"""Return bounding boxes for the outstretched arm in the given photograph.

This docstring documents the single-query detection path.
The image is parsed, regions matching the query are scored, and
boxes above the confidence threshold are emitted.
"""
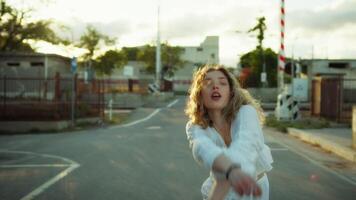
[186,122,261,198]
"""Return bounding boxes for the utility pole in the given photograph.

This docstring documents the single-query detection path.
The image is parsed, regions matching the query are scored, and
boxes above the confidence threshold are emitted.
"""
[278,0,286,93]
[155,5,161,91]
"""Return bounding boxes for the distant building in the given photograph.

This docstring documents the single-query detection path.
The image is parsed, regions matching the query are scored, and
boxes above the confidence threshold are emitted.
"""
[0,52,71,78]
[107,36,219,93]
[301,59,356,80]
[109,61,150,80]
[174,36,219,92]
[298,59,356,103]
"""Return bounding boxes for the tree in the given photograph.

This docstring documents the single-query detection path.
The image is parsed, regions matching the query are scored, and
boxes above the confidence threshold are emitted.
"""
[121,47,139,61]
[78,25,116,61]
[240,48,277,87]
[239,16,273,87]
[248,17,266,51]
[161,43,185,77]
[137,43,185,77]
[0,0,67,52]
[93,50,127,76]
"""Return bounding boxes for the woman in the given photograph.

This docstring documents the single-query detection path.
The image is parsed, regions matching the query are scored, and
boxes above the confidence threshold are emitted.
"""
[185,65,273,200]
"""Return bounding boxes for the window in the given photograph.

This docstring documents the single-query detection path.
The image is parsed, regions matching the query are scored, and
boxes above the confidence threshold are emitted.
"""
[197,47,203,52]
[211,53,215,58]
[7,62,20,67]
[328,62,349,69]
[31,62,44,67]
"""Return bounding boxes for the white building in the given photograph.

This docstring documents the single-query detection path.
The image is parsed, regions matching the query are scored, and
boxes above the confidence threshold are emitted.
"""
[173,36,219,92]
[297,59,356,104]
[301,59,356,88]
[0,52,71,78]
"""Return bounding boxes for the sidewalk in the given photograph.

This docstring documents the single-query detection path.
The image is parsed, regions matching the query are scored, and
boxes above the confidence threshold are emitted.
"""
[287,127,356,162]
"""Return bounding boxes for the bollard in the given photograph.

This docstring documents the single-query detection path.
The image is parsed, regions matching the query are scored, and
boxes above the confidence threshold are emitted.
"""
[352,106,356,149]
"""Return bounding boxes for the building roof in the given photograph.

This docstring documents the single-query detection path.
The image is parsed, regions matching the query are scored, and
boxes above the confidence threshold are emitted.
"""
[0,52,71,61]
[301,58,356,62]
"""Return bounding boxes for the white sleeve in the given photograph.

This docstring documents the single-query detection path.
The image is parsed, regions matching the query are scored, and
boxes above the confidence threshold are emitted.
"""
[225,105,273,177]
[186,121,224,170]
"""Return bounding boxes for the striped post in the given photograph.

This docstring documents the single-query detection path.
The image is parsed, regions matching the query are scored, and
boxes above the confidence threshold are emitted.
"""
[278,0,285,93]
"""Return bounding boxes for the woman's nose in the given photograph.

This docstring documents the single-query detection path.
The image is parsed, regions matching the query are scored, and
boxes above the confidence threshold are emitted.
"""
[212,84,219,90]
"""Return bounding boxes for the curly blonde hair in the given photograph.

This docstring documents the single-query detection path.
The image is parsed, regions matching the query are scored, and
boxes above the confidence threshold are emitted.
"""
[185,65,265,128]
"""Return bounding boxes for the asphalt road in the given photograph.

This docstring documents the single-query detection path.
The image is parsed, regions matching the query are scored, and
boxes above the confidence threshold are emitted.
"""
[0,96,355,200]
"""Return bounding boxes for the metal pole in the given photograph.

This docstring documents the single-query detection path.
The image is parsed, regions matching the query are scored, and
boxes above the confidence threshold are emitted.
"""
[155,5,161,91]
[3,75,6,118]
[278,0,286,93]
[262,49,267,87]
[71,73,76,126]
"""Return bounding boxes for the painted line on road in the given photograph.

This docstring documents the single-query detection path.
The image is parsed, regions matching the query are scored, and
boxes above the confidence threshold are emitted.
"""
[21,163,79,200]
[0,164,71,168]
[146,126,162,130]
[110,108,161,129]
[110,98,179,129]
[269,140,356,186]
[0,149,80,200]
[167,99,179,108]
[270,148,289,151]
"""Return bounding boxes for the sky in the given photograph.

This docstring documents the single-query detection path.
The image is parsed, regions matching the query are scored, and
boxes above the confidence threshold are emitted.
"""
[8,0,356,67]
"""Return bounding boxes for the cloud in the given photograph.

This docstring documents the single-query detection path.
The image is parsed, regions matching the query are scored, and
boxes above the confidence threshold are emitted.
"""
[161,13,224,39]
[54,18,132,43]
[288,0,356,31]
[161,4,263,42]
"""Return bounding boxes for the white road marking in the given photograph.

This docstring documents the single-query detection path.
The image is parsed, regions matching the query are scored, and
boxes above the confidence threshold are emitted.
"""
[146,126,161,130]
[21,164,79,200]
[270,139,356,186]
[270,148,289,151]
[0,164,71,168]
[110,108,161,129]
[0,149,80,200]
[167,99,179,108]
[110,98,179,129]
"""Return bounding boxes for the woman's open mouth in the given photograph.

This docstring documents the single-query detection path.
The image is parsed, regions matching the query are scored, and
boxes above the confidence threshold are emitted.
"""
[211,92,221,101]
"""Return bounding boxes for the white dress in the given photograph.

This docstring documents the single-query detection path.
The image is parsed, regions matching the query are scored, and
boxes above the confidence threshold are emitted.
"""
[186,105,273,200]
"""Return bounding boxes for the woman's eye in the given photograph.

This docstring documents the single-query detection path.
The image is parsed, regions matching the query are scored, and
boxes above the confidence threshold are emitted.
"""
[203,80,212,86]
[220,82,228,85]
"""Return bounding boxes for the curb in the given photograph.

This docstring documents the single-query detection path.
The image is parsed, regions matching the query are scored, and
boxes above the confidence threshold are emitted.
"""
[287,128,356,163]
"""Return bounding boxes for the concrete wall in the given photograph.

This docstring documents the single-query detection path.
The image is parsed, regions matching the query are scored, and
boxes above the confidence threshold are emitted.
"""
[246,88,278,103]
[105,93,144,108]
[104,92,175,109]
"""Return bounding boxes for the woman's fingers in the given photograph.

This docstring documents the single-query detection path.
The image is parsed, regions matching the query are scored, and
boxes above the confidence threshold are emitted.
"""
[229,169,262,196]
[234,178,262,196]
[236,186,244,196]
[253,184,262,196]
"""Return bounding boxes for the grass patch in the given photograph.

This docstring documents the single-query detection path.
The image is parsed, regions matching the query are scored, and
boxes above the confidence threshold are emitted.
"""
[174,91,188,96]
[103,112,130,125]
[265,115,330,133]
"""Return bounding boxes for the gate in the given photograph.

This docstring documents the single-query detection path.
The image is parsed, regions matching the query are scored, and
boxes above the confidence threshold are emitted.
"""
[320,78,342,120]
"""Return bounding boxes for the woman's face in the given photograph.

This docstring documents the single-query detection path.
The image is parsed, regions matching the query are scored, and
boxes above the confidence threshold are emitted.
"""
[201,70,231,111]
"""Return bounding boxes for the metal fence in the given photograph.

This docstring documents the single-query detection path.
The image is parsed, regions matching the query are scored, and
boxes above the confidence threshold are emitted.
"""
[0,74,169,121]
[0,73,104,121]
